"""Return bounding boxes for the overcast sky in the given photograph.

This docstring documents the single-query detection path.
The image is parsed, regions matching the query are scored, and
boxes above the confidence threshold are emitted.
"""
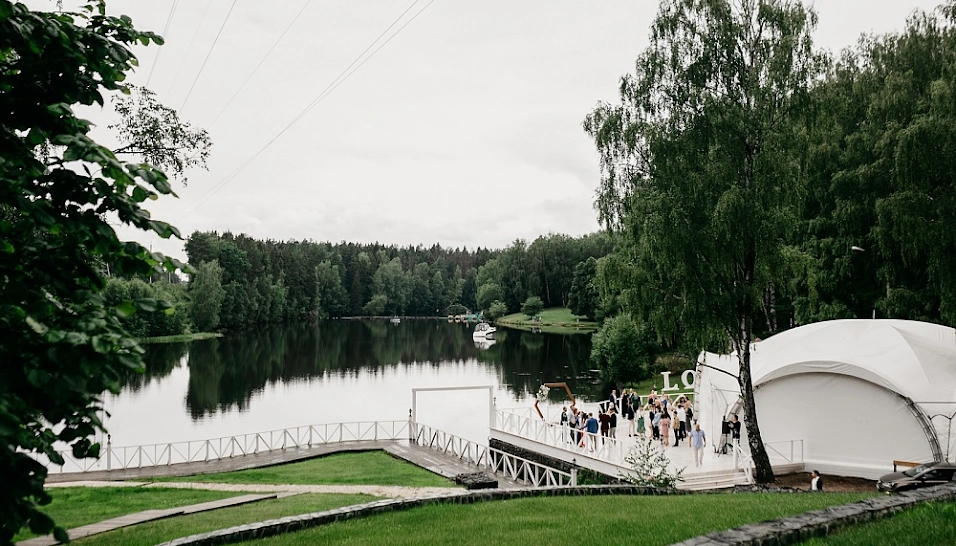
[78,0,942,262]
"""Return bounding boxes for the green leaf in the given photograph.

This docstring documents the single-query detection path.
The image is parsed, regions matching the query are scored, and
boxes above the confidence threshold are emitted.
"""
[53,526,70,543]
[25,316,48,335]
[115,301,136,318]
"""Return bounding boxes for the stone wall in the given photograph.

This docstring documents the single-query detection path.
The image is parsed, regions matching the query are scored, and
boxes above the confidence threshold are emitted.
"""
[159,485,685,546]
[670,482,956,546]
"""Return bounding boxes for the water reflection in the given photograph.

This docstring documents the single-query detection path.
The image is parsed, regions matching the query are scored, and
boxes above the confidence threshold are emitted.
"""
[130,321,598,420]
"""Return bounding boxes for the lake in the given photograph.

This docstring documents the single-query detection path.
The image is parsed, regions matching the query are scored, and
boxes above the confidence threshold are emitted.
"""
[102,320,600,448]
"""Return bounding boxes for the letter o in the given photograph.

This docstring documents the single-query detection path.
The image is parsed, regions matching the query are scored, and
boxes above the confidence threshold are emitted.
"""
[681,369,696,389]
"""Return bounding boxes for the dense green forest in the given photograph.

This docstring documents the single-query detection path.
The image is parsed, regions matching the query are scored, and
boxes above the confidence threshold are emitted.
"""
[104,231,612,336]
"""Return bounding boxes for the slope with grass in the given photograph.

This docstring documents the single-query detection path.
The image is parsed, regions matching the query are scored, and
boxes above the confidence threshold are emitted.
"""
[240,492,873,546]
[156,451,455,488]
[13,487,240,542]
[71,493,373,546]
[496,307,597,334]
[800,500,956,546]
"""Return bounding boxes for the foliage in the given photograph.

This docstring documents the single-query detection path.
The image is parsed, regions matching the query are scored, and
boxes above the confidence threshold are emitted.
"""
[590,314,657,383]
[0,0,197,542]
[487,300,509,320]
[110,85,212,183]
[103,278,188,338]
[520,296,544,318]
[567,257,600,320]
[189,261,225,331]
[620,436,684,488]
[476,282,504,312]
[314,260,348,319]
[584,0,825,483]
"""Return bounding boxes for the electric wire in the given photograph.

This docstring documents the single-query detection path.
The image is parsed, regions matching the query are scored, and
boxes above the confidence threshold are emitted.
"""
[172,0,436,221]
[179,0,239,113]
[207,0,314,130]
[164,0,213,98]
[145,0,180,88]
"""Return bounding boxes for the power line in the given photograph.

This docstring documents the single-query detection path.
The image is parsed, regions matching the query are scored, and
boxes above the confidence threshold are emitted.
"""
[146,0,180,88]
[164,0,213,98]
[207,0,314,129]
[173,0,436,221]
[180,0,239,113]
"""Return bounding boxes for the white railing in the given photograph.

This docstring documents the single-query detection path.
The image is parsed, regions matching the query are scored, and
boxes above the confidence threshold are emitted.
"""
[493,410,632,468]
[731,442,754,484]
[42,420,411,474]
[413,423,575,487]
[764,439,804,464]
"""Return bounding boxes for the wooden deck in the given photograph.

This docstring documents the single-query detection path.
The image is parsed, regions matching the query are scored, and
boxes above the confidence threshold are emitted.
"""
[384,443,523,489]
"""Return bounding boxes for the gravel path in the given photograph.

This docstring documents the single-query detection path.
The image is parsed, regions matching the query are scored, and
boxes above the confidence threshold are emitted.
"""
[46,480,467,499]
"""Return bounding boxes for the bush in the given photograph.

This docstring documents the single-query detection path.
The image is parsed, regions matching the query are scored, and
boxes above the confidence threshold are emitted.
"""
[590,314,657,383]
[487,300,509,320]
[520,296,544,317]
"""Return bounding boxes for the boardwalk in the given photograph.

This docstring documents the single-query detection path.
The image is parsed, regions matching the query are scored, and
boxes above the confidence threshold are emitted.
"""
[45,439,404,483]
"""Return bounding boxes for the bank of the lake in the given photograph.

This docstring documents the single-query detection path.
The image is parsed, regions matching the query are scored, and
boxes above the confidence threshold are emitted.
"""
[140,332,223,344]
[496,307,597,334]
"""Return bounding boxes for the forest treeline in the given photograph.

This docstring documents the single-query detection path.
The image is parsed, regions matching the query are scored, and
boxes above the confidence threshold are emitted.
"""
[105,231,612,336]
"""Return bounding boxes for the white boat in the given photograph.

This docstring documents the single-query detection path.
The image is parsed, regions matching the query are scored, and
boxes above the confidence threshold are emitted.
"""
[389,317,401,324]
[474,338,496,350]
[473,322,496,339]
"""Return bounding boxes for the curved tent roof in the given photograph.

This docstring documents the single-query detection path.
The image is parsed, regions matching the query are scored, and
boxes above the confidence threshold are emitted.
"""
[694,319,956,476]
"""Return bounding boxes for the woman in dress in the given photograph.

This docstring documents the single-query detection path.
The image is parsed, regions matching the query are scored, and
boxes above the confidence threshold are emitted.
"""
[660,407,671,447]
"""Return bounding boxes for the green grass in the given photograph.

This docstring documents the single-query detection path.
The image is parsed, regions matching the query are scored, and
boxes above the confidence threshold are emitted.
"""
[13,487,240,541]
[497,307,597,334]
[800,500,956,546]
[156,451,457,487]
[139,332,222,344]
[72,493,372,546]
[245,492,872,546]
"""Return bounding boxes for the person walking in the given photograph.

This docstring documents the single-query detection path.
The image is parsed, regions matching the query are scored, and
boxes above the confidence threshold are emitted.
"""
[636,405,646,436]
[609,406,618,439]
[585,412,599,452]
[660,409,671,447]
[810,470,824,491]
[674,403,687,446]
[690,423,707,466]
[625,401,635,437]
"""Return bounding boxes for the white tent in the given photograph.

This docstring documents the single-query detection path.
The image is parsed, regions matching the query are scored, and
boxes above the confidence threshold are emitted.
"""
[693,319,956,478]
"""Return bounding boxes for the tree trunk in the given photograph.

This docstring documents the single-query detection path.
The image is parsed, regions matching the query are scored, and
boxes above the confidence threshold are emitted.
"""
[736,334,775,483]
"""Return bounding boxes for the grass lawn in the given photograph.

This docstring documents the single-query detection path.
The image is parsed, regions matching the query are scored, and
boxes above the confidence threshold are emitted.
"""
[156,450,456,488]
[497,307,597,334]
[800,500,956,546]
[72,493,372,546]
[13,487,241,541]
[245,492,873,546]
[140,332,222,343]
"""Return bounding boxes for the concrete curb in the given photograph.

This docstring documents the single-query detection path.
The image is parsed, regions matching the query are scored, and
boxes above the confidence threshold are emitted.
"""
[158,485,684,546]
[669,482,956,545]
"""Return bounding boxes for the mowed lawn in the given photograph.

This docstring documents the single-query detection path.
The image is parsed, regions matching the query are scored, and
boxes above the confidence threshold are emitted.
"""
[241,492,873,546]
[156,450,456,487]
[800,500,956,546]
[71,493,373,546]
[13,487,241,541]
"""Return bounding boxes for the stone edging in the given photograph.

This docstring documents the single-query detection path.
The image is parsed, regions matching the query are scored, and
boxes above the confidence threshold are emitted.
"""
[158,485,683,546]
[669,482,956,546]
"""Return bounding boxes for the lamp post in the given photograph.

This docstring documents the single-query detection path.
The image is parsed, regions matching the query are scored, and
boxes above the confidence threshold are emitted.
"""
[850,245,876,319]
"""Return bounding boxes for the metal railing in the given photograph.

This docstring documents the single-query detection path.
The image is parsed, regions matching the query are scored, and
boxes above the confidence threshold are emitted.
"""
[764,439,804,464]
[42,420,411,474]
[413,423,575,487]
[493,409,632,467]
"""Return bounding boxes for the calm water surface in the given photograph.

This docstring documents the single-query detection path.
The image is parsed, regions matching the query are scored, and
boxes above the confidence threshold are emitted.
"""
[104,320,599,447]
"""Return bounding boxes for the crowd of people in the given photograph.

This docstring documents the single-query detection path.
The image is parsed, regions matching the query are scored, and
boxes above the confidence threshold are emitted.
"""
[559,389,720,466]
